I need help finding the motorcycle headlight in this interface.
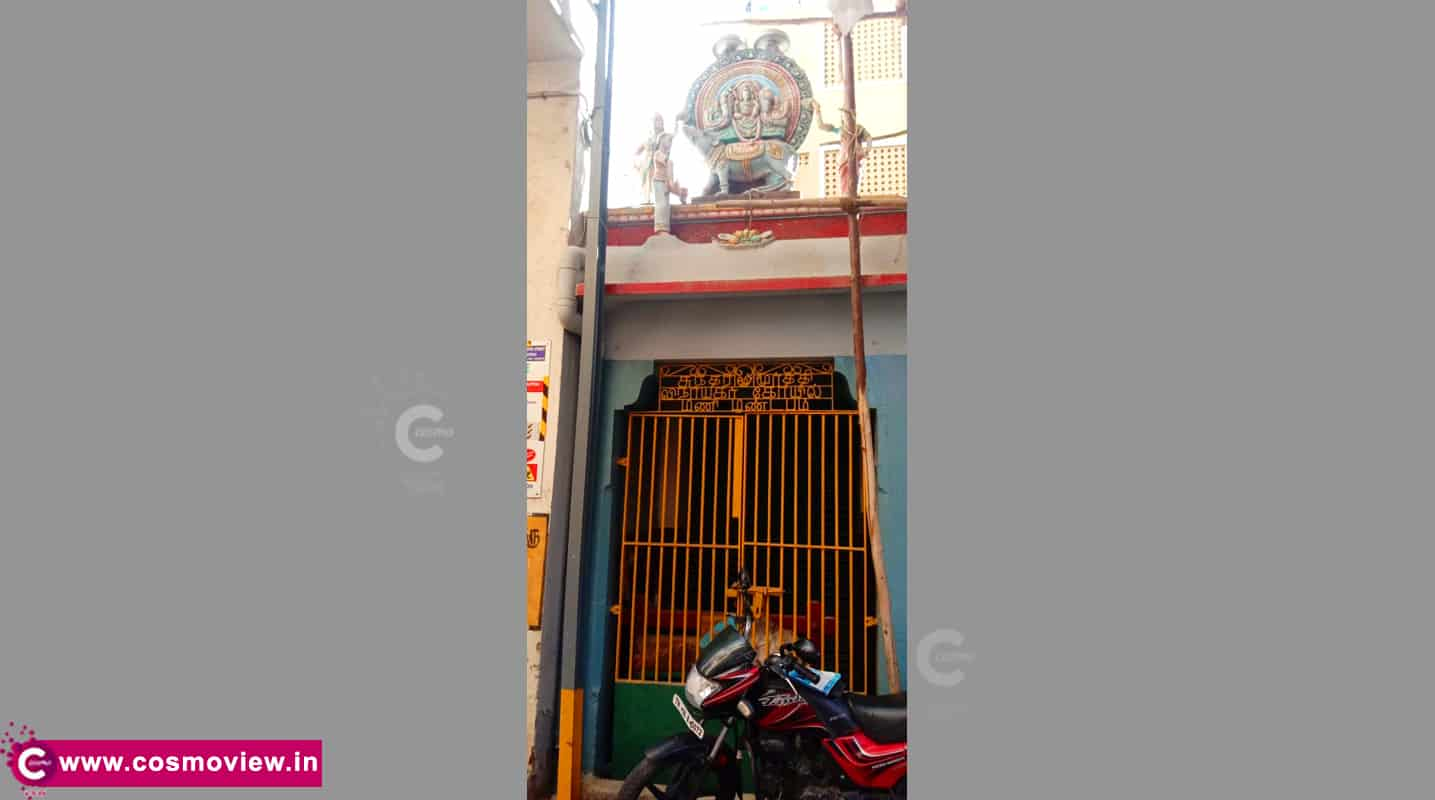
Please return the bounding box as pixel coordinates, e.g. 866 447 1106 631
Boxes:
683 666 722 708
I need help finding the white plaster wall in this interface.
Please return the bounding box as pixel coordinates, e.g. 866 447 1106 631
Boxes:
525 56 581 762
526 629 542 757
603 291 907 362
527 58 581 517
605 229 906 285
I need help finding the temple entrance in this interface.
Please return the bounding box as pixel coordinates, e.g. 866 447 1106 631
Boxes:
606 360 878 776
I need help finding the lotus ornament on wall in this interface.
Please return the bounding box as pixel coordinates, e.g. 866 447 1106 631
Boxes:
713 228 776 248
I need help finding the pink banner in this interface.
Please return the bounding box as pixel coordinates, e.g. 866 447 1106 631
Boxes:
8 740 322 788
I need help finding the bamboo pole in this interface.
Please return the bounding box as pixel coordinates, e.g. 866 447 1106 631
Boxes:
840 25 902 693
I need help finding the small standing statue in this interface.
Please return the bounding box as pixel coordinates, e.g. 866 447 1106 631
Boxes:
634 113 688 234
808 98 872 195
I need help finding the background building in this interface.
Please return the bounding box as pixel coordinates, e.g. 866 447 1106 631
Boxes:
568 2 910 784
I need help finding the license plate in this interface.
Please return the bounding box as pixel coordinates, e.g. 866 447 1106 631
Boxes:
672 693 705 739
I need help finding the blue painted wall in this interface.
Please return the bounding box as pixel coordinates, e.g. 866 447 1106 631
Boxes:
579 359 653 773
836 355 908 693
581 355 907 772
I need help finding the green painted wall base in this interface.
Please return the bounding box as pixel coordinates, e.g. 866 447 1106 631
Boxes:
608 682 756 792
608 683 688 779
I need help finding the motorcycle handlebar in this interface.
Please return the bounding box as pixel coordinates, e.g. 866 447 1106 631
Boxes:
765 652 820 685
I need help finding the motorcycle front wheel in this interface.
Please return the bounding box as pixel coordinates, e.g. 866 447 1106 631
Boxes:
614 751 740 800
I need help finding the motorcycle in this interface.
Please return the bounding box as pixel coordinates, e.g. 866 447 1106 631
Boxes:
614 570 908 800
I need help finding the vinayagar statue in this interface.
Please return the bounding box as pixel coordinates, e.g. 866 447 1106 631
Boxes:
677 31 814 198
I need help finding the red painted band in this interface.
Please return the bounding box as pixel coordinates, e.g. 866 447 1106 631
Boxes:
575 273 906 297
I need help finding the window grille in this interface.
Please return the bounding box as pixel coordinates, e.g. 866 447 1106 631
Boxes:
824 17 904 85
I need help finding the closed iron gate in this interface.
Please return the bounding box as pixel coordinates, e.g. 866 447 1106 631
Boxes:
611 411 878 695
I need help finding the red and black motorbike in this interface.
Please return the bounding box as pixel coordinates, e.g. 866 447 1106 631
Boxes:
615 570 908 800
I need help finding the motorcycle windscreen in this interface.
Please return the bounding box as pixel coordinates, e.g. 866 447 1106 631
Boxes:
696 619 758 678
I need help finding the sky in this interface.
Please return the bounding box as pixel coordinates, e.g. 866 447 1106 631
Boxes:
606 1 728 208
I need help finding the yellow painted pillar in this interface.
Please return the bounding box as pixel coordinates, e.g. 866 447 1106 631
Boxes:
556 688 584 800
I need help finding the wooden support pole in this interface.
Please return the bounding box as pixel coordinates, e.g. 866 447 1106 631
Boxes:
840 26 902 693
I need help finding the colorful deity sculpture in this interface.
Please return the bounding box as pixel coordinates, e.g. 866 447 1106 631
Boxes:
677 31 814 198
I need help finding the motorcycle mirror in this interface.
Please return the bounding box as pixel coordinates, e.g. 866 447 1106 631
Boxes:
732 569 752 590
792 638 821 666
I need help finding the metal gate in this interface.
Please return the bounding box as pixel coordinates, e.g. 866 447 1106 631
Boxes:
611 411 877 695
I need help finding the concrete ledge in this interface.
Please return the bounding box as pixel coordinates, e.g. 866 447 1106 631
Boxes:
601 229 907 288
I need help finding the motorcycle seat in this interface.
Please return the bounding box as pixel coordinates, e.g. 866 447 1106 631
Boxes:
846 692 907 744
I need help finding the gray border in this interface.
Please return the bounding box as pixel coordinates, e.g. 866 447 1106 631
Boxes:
6 1 1435 797
913 1 1435 796
0 2 522 796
